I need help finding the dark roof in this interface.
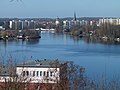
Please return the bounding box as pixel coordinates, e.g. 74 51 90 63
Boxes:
16 59 67 68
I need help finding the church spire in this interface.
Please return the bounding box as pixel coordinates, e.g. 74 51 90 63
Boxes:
74 12 77 21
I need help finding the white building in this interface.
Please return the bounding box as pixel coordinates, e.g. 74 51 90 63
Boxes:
9 21 13 29
0 26 5 30
63 20 70 29
0 59 68 90
99 18 120 25
55 18 60 26
16 59 65 83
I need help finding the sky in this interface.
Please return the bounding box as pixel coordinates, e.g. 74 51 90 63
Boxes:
0 0 120 18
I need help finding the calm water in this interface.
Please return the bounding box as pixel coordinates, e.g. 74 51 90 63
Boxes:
1 31 120 79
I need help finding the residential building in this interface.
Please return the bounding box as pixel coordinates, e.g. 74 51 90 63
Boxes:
10 20 15 30
55 18 60 26
23 20 29 30
29 20 35 29
99 18 120 25
18 20 23 30
63 20 70 29
9 21 13 29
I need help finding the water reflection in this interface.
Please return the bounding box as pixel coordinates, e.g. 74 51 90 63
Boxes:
0 38 40 46
0 39 7 47
26 39 40 45
69 35 83 43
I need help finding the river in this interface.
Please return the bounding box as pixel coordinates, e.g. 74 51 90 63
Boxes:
0 31 120 80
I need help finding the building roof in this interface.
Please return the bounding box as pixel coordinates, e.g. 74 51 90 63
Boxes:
16 59 67 68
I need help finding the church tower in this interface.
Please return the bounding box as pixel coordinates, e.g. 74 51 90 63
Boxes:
74 12 77 21
73 12 77 25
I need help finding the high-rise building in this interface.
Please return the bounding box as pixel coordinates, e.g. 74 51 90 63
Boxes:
99 18 120 25
12 20 15 30
23 20 29 30
29 20 35 29
9 21 13 29
18 20 23 30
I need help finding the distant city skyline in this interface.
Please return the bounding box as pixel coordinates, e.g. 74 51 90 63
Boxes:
0 0 120 18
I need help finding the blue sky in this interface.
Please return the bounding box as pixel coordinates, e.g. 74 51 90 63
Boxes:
0 0 120 18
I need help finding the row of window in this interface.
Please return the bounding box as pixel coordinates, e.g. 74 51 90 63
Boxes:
22 71 55 77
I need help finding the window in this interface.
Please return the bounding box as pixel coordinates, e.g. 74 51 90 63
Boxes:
50 71 53 77
26 71 29 76
47 72 49 77
23 71 25 77
37 71 39 77
5 78 7 82
30 71 32 76
43 71 46 76
40 71 42 76
33 71 35 77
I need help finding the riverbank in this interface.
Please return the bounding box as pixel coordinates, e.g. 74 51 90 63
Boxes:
69 24 120 45
0 29 41 40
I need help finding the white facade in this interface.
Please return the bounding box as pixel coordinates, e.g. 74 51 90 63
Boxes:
99 18 120 25
55 20 60 25
0 76 16 82
16 66 60 83
9 21 13 29
0 60 66 84
0 26 5 30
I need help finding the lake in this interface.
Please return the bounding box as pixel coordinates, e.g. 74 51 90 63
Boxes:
0 31 120 80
